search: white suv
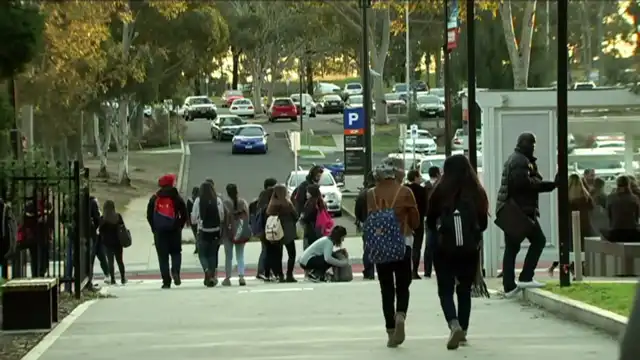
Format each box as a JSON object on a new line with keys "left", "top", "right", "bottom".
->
{"left": 342, "top": 83, "right": 363, "bottom": 100}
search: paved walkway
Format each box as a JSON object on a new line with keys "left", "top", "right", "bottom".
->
{"left": 32, "top": 279, "right": 617, "bottom": 360}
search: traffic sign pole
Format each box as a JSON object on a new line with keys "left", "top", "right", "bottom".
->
{"left": 410, "top": 124, "right": 418, "bottom": 171}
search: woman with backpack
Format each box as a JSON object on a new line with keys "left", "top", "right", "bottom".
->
{"left": 265, "top": 184, "right": 299, "bottom": 282}
{"left": 187, "top": 186, "right": 199, "bottom": 254}
{"left": 426, "top": 155, "right": 489, "bottom": 350}
{"left": 98, "top": 200, "right": 127, "bottom": 285}
{"left": 222, "top": 184, "right": 249, "bottom": 286}
{"left": 191, "top": 181, "right": 226, "bottom": 287}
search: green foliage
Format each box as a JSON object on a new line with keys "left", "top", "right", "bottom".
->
{"left": 0, "top": 1, "right": 45, "bottom": 79}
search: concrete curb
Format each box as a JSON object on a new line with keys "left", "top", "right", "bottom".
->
{"left": 520, "top": 288, "right": 627, "bottom": 336}
{"left": 176, "top": 139, "right": 191, "bottom": 196}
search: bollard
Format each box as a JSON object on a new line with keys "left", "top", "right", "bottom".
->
{"left": 571, "top": 211, "right": 583, "bottom": 281}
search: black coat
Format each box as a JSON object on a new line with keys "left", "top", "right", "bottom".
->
{"left": 496, "top": 149, "right": 556, "bottom": 218}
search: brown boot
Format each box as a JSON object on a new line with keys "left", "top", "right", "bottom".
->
{"left": 386, "top": 329, "right": 398, "bottom": 348}
{"left": 393, "top": 312, "right": 406, "bottom": 345}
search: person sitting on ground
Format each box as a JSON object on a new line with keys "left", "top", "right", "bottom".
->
{"left": 426, "top": 154, "right": 489, "bottom": 350}
{"left": 265, "top": 184, "right": 299, "bottom": 283}
{"left": 147, "top": 173, "right": 188, "bottom": 289}
{"left": 187, "top": 186, "right": 199, "bottom": 254}
{"left": 299, "top": 225, "right": 349, "bottom": 281}
{"left": 606, "top": 175, "right": 640, "bottom": 244}
{"left": 99, "top": 200, "right": 127, "bottom": 285}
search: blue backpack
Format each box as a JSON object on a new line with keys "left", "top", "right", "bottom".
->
{"left": 363, "top": 188, "right": 406, "bottom": 264}
{"left": 250, "top": 206, "right": 264, "bottom": 236}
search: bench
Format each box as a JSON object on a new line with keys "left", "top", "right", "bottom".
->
{"left": 1, "top": 277, "right": 59, "bottom": 331}
{"left": 584, "top": 237, "right": 640, "bottom": 277}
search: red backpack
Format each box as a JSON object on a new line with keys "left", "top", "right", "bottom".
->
{"left": 153, "top": 196, "right": 176, "bottom": 230}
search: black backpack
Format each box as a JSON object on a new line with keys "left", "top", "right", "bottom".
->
{"left": 201, "top": 199, "right": 221, "bottom": 231}
{"left": 437, "top": 199, "right": 480, "bottom": 252}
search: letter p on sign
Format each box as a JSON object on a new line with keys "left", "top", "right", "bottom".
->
{"left": 348, "top": 112, "right": 359, "bottom": 127}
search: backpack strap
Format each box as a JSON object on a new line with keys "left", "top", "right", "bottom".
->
{"left": 367, "top": 188, "right": 378, "bottom": 211}
{"left": 390, "top": 187, "right": 403, "bottom": 208}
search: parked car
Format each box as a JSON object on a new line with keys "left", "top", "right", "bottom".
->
{"left": 286, "top": 170, "right": 342, "bottom": 216}
{"left": 419, "top": 151, "right": 483, "bottom": 183}
{"left": 231, "top": 125, "right": 268, "bottom": 154}
{"left": 210, "top": 115, "right": 246, "bottom": 141}
{"left": 314, "top": 82, "right": 341, "bottom": 95}
{"left": 290, "top": 93, "right": 316, "bottom": 117}
{"left": 268, "top": 98, "right": 298, "bottom": 122}
{"left": 221, "top": 90, "right": 244, "bottom": 108}
{"left": 342, "top": 82, "right": 363, "bottom": 100}
{"left": 416, "top": 94, "right": 445, "bottom": 118}
{"left": 428, "top": 88, "right": 445, "bottom": 103}
{"left": 316, "top": 94, "right": 344, "bottom": 114}
{"left": 398, "top": 129, "right": 437, "bottom": 154}
{"left": 182, "top": 96, "right": 217, "bottom": 121}
{"left": 344, "top": 95, "right": 376, "bottom": 114}
{"left": 451, "top": 128, "right": 483, "bottom": 150}
{"left": 412, "top": 80, "right": 428, "bottom": 92}
{"left": 229, "top": 98, "right": 255, "bottom": 118}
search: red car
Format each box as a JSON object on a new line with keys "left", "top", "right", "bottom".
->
{"left": 222, "top": 90, "right": 244, "bottom": 108}
{"left": 268, "top": 98, "right": 298, "bottom": 122}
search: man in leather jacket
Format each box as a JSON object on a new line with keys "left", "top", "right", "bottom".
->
{"left": 496, "top": 133, "right": 557, "bottom": 297}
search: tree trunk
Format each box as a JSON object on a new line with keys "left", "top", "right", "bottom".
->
{"left": 251, "top": 63, "right": 264, "bottom": 115}
{"left": 579, "top": 1, "right": 593, "bottom": 75}
{"left": 231, "top": 48, "right": 240, "bottom": 90}
{"left": 117, "top": 21, "right": 133, "bottom": 186}
{"left": 305, "top": 59, "right": 314, "bottom": 95}
{"left": 435, "top": 50, "right": 442, "bottom": 87}
{"left": 369, "top": 8, "right": 391, "bottom": 125}
{"left": 93, "top": 114, "right": 110, "bottom": 178}
{"left": 596, "top": 2, "right": 606, "bottom": 84}
{"left": 499, "top": 0, "right": 537, "bottom": 89}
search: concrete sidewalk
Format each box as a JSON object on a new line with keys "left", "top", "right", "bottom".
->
{"left": 96, "top": 196, "right": 367, "bottom": 276}
{"left": 29, "top": 279, "right": 617, "bottom": 360}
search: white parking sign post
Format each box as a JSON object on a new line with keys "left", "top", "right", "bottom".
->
{"left": 290, "top": 131, "right": 301, "bottom": 182}
{"left": 410, "top": 124, "right": 418, "bottom": 168}
{"left": 399, "top": 123, "right": 407, "bottom": 168}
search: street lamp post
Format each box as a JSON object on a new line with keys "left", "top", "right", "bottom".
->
{"left": 466, "top": 0, "right": 477, "bottom": 170}
{"left": 404, "top": 0, "right": 410, "bottom": 118}
{"left": 361, "top": 0, "right": 373, "bottom": 177}
{"left": 443, "top": 0, "right": 452, "bottom": 157}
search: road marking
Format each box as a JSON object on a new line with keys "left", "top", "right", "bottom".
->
{"left": 238, "top": 287, "right": 314, "bottom": 294}
{"left": 20, "top": 300, "right": 99, "bottom": 360}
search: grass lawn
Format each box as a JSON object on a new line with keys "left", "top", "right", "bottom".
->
{"left": 297, "top": 149, "right": 325, "bottom": 157}
{"left": 300, "top": 134, "right": 336, "bottom": 147}
{"left": 372, "top": 124, "right": 400, "bottom": 153}
{"left": 544, "top": 282, "right": 637, "bottom": 316}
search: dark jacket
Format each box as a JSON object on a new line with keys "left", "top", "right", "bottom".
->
{"left": 146, "top": 187, "right": 188, "bottom": 232}
{"left": 590, "top": 189, "right": 607, "bottom": 209}
{"left": 607, "top": 191, "right": 640, "bottom": 230}
{"left": 354, "top": 184, "right": 375, "bottom": 224}
{"left": 22, "top": 199, "right": 54, "bottom": 244}
{"left": 266, "top": 203, "right": 298, "bottom": 244}
{"left": 292, "top": 180, "right": 310, "bottom": 214}
{"left": 406, "top": 182, "right": 427, "bottom": 221}
{"left": 99, "top": 214, "right": 125, "bottom": 248}
{"left": 301, "top": 200, "right": 320, "bottom": 243}
{"left": 496, "top": 149, "right": 556, "bottom": 217}
{"left": 88, "top": 196, "right": 101, "bottom": 235}
{"left": 426, "top": 190, "right": 488, "bottom": 243}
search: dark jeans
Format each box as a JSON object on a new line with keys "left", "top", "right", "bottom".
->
{"left": 362, "top": 235, "right": 374, "bottom": 278}
{"left": 424, "top": 230, "right": 434, "bottom": 276}
{"left": 154, "top": 230, "right": 182, "bottom": 285}
{"left": 301, "top": 255, "right": 331, "bottom": 275}
{"left": 502, "top": 220, "right": 546, "bottom": 292}
{"left": 280, "top": 241, "right": 296, "bottom": 276}
{"left": 375, "top": 246, "right": 412, "bottom": 330}
{"left": 411, "top": 225, "right": 425, "bottom": 275}
{"left": 197, "top": 231, "right": 220, "bottom": 274}
{"left": 258, "top": 240, "right": 269, "bottom": 276}
{"left": 433, "top": 249, "right": 478, "bottom": 331}
{"left": 88, "top": 234, "right": 110, "bottom": 282}
{"left": 27, "top": 242, "right": 49, "bottom": 277}
{"left": 105, "top": 245, "right": 125, "bottom": 282}
{"left": 265, "top": 241, "right": 283, "bottom": 278}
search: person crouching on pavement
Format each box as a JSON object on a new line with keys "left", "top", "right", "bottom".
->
{"left": 426, "top": 155, "right": 489, "bottom": 350}
{"left": 299, "top": 225, "right": 349, "bottom": 281}
{"left": 147, "top": 173, "right": 188, "bottom": 289}
{"left": 355, "top": 171, "right": 376, "bottom": 279}
{"left": 366, "top": 160, "right": 419, "bottom": 348}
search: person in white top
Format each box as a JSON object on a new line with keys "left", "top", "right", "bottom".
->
{"left": 299, "top": 226, "right": 349, "bottom": 281}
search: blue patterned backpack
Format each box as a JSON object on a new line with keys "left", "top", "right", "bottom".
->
{"left": 363, "top": 188, "right": 406, "bottom": 264}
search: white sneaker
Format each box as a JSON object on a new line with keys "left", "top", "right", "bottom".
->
{"left": 517, "top": 280, "right": 545, "bottom": 289}
{"left": 503, "top": 287, "right": 521, "bottom": 299}
{"left": 103, "top": 277, "right": 110, "bottom": 285}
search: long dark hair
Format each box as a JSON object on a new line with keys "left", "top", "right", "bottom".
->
{"left": 428, "top": 155, "right": 488, "bottom": 216}
{"left": 226, "top": 183, "right": 239, "bottom": 210}
{"left": 191, "top": 186, "right": 199, "bottom": 200}
{"left": 329, "top": 225, "right": 347, "bottom": 246}
{"left": 267, "top": 184, "right": 295, "bottom": 215}
{"left": 305, "top": 184, "right": 325, "bottom": 211}
{"left": 306, "top": 165, "right": 324, "bottom": 183}
{"left": 102, "top": 200, "right": 119, "bottom": 224}
{"left": 199, "top": 181, "right": 216, "bottom": 215}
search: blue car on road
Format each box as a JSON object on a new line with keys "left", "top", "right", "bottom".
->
{"left": 231, "top": 125, "right": 269, "bottom": 154}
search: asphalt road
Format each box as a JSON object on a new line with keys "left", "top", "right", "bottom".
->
{"left": 183, "top": 117, "right": 358, "bottom": 236}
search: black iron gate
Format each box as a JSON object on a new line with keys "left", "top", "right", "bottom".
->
{"left": 0, "top": 160, "right": 91, "bottom": 298}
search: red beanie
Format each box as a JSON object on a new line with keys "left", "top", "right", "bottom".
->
{"left": 158, "top": 173, "right": 176, "bottom": 187}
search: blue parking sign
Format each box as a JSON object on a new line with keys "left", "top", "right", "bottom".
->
{"left": 343, "top": 108, "right": 365, "bottom": 131}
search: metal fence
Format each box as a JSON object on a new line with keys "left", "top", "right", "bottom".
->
{"left": 0, "top": 160, "right": 92, "bottom": 298}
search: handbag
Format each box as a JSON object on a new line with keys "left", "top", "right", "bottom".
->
{"left": 494, "top": 199, "right": 535, "bottom": 241}
{"left": 117, "top": 224, "right": 132, "bottom": 248}
{"left": 232, "top": 216, "right": 251, "bottom": 244}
